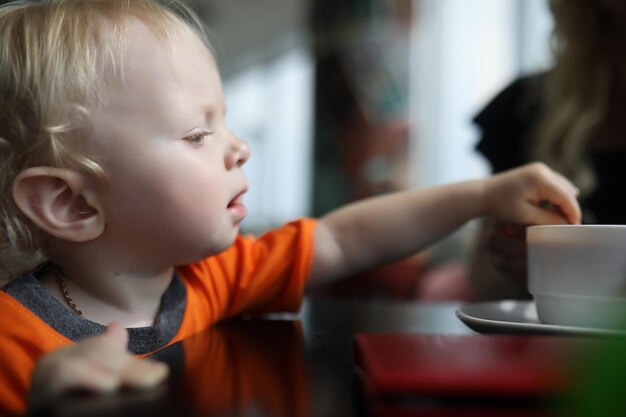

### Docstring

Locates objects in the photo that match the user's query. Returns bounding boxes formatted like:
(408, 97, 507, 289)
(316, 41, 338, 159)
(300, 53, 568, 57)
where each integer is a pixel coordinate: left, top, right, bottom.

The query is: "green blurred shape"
(566, 322, 626, 416)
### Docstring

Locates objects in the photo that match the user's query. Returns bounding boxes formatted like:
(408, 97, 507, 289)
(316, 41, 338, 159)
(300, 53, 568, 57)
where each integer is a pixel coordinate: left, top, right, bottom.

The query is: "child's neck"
(40, 263, 175, 328)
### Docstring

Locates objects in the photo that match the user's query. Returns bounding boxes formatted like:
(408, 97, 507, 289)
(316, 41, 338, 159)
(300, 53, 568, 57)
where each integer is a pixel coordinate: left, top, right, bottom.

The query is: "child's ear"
(12, 167, 105, 242)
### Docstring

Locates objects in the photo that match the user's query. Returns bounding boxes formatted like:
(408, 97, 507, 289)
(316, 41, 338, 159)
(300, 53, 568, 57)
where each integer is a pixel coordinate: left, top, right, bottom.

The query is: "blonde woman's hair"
(0, 0, 210, 284)
(534, 0, 614, 195)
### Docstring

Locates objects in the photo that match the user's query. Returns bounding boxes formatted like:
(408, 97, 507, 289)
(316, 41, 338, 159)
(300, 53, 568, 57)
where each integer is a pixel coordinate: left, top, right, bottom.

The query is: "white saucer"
(456, 300, 626, 337)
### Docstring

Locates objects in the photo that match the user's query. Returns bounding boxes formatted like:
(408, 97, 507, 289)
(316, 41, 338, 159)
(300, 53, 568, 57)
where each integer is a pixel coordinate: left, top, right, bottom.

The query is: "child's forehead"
(92, 16, 222, 124)
(105, 17, 215, 82)
(116, 17, 207, 57)
(118, 19, 173, 59)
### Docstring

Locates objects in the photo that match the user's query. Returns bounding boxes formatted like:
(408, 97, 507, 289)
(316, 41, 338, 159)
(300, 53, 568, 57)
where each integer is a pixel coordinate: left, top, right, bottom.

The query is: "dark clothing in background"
(474, 74, 626, 225)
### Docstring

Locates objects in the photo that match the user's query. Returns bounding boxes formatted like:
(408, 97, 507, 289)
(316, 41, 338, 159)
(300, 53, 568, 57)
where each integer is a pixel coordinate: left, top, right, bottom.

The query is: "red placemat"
(354, 333, 588, 399)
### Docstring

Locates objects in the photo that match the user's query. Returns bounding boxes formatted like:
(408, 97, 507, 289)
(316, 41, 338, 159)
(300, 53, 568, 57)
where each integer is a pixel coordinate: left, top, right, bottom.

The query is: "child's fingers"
(31, 324, 165, 408)
(534, 197, 581, 225)
(77, 323, 128, 356)
(55, 358, 121, 394)
(557, 196, 582, 224)
(103, 322, 129, 347)
(121, 359, 169, 389)
(516, 162, 581, 225)
(33, 353, 121, 401)
(70, 325, 167, 390)
(525, 203, 574, 226)
(72, 324, 132, 372)
(46, 353, 166, 397)
(550, 170, 580, 197)
(535, 179, 582, 224)
(488, 162, 582, 226)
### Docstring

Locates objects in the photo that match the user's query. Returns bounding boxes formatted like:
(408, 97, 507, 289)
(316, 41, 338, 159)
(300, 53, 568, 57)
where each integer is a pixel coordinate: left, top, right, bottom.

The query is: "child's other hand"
(484, 162, 582, 226)
(29, 323, 168, 408)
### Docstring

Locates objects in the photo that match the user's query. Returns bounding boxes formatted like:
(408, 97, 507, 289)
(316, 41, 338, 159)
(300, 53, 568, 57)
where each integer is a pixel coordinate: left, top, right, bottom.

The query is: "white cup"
(527, 224, 626, 329)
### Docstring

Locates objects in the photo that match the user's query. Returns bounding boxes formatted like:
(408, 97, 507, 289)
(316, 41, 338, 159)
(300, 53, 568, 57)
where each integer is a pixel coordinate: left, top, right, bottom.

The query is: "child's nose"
(225, 135, 250, 169)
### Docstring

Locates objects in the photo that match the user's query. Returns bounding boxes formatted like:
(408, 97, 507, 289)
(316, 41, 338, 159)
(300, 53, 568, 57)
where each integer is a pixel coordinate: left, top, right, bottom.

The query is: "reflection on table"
(35, 296, 620, 417)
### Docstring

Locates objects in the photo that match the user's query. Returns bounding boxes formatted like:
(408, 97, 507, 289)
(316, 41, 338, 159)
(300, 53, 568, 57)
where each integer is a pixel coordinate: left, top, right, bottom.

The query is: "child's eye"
(183, 131, 214, 145)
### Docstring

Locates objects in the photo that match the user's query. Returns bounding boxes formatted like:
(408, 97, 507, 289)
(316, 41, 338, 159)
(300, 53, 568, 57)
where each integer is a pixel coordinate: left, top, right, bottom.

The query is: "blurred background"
(0, 0, 551, 229)
(0, 0, 554, 298)
(188, 0, 554, 298)
(190, 0, 552, 224)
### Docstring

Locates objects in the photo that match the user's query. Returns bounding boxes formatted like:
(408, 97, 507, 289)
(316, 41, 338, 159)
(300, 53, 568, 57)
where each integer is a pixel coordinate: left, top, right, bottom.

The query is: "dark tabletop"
(38, 297, 584, 417)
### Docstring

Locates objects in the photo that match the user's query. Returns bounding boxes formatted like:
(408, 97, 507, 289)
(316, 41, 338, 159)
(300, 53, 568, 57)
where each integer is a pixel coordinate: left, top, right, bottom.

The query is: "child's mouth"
(227, 189, 246, 207)
(227, 191, 248, 219)
(228, 195, 242, 208)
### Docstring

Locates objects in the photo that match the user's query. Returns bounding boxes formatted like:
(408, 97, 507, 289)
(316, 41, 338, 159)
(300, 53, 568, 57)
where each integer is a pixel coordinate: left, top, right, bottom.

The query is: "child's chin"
(203, 236, 240, 258)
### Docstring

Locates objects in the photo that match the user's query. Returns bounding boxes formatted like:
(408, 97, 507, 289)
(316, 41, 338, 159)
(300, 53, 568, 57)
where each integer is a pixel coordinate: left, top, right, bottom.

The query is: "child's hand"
(484, 162, 581, 226)
(29, 323, 168, 409)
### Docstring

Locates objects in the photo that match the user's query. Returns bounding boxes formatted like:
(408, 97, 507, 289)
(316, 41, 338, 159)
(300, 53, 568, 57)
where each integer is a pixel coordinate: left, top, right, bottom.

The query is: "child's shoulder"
(176, 218, 317, 281)
(216, 217, 315, 256)
(0, 274, 71, 350)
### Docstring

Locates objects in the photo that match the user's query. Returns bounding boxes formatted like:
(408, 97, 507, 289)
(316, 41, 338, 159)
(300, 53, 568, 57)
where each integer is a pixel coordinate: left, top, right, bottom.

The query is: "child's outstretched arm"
(29, 323, 168, 410)
(308, 162, 581, 287)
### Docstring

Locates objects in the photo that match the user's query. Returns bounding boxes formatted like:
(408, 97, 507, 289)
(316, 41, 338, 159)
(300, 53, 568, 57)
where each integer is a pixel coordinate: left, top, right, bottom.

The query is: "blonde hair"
(534, 0, 614, 195)
(0, 0, 210, 284)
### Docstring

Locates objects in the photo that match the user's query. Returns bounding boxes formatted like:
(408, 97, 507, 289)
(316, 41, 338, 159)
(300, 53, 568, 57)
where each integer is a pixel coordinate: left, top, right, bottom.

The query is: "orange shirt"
(0, 218, 316, 416)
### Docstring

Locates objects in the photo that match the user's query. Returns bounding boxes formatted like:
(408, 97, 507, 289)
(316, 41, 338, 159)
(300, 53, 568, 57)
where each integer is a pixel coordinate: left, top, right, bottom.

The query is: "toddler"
(0, 0, 580, 414)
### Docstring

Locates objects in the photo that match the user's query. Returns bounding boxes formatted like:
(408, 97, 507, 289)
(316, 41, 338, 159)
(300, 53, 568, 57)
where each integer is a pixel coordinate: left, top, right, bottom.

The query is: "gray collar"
(3, 267, 186, 355)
